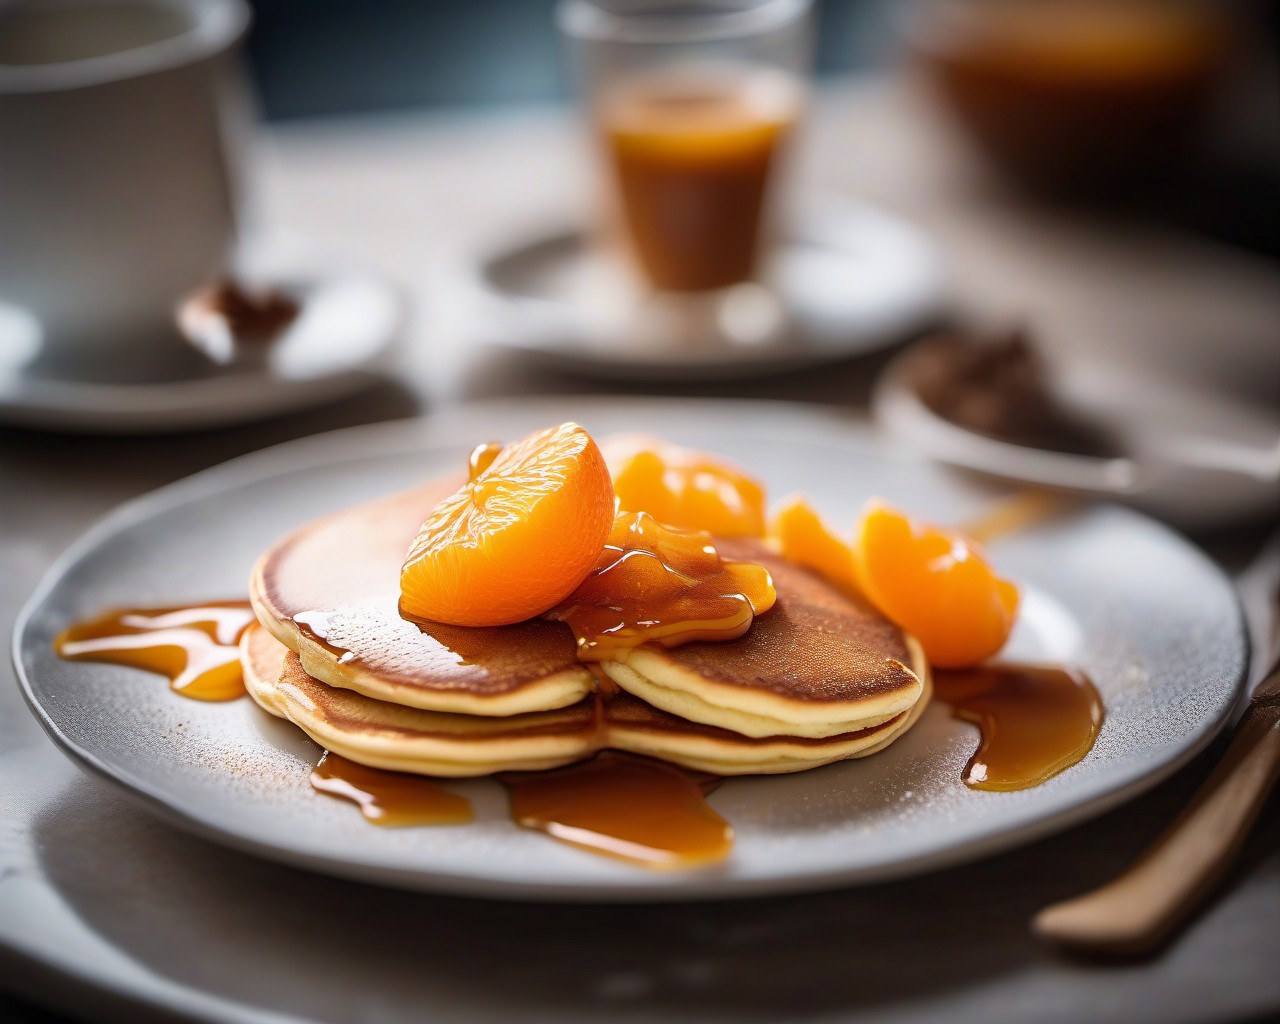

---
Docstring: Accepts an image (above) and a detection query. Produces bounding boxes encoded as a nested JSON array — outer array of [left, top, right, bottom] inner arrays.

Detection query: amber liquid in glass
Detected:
[[598, 69, 799, 292]]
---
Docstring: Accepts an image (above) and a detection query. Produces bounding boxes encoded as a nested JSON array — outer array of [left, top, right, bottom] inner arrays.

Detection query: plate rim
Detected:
[[12, 396, 1251, 902]]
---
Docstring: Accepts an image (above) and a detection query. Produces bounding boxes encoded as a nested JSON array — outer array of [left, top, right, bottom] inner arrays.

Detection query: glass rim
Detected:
[[556, 0, 812, 45]]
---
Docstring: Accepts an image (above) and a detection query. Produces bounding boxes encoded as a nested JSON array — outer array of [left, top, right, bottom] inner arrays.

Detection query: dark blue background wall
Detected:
[[243, 0, 896, 120]]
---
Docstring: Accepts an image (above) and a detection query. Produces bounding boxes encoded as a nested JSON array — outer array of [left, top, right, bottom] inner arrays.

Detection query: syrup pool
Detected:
[[53, 602, 256, 701], [55, 600, 1104, 869], [310, 752, 474, 826], [501, 751, 731, 869], [934, 664, 1103, 791]]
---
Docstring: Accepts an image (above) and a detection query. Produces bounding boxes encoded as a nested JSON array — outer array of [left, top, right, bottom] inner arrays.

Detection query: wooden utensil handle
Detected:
[[1033, 699, 1280, 957]]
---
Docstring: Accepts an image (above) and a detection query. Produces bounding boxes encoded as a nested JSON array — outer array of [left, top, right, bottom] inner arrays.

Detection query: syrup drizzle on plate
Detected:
[[934, 664, 1103, 791], [53, 602, 255, 701], [501, 751, 731, 869], [310, 752, 473, 826], [54, 601, 1105, 868]]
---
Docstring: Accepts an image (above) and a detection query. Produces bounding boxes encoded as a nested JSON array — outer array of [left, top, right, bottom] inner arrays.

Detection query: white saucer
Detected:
[[873, 345, 1280, 531], [0, 236, 407, 434], [458, 197, 946, 379]]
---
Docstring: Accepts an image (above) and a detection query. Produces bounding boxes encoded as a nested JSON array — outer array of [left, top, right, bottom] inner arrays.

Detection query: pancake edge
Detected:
[[249, 558, 594, 717], [614, 659, 933, 775], [242, 625, 601, 777], [603, 633, 927, 739], [242, 625, 935, 779]]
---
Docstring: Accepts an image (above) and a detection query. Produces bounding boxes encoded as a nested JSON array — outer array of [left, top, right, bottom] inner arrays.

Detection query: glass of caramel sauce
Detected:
[[905, 0, 1230, 192], [558, 0, 812, 293]]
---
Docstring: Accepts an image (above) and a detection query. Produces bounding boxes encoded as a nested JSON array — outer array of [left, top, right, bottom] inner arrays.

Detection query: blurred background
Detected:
[[240, 0, 1280, 255], [1, 0, 1276, 533], [3, 3, 1280, 1022], [1, 0, 1276, 551], [244, 0, 895, 116]]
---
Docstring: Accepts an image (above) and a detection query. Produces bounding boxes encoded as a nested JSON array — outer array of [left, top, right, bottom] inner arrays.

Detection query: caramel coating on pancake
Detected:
[[255, 485, 914, 713], [256, 481, 590, 699], [645, 538, 919, 703]]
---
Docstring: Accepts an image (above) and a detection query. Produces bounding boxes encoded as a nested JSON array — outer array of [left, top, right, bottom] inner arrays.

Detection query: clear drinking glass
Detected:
[[558, 0, 813, 294]]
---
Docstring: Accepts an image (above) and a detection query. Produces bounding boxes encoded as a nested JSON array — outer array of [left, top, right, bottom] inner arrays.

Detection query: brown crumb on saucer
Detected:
[[178, 278, 301, 364], [906, 328, 1120, 458]]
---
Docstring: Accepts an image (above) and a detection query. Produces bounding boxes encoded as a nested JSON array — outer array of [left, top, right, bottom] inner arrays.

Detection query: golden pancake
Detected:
[[242, 626, 932, 777], [250, 480, 595, 717], [601, 539, 926, 739], [242, 623, 600, 776], [251, 482, 922, 735], [603, 673, 932, 775]]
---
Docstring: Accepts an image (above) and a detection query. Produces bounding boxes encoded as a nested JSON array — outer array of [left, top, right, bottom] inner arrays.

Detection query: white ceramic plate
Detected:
[[13, 398, 1246, 901], [458, 197, 945, 379], [0, 235, 406, 434]]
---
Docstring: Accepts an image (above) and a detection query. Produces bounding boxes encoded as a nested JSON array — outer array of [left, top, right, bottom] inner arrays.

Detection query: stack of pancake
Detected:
[[242, 479, 931, 777]]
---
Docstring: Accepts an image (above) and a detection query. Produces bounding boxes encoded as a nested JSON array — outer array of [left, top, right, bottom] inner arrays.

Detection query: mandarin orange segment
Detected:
[[549, 510, 776, 661], [399, 422, 615, 627], [605, 436, 766, 538], [767, 496, 862, 600], [852, 500, 1020, 669]]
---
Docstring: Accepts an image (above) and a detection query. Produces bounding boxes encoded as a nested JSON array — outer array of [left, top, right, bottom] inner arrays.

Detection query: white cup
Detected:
[[0, 0, 251, 381]]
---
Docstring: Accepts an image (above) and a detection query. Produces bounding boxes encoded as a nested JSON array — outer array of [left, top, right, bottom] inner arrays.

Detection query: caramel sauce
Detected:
[[959, 490, 1076, 546], [935, 664, 1103, 791], [502, 751, 731, 869], [548, 511, 776, 661], [54, 602, 255, 701], [599, 70, 799, 291], [310, 752, 474, 826], [290, 609, 355, 663], [311, 745, 730, 867], [918, 0, 1228, 190], [587, 664, 621, 697], [56, 603, 1103, 870]]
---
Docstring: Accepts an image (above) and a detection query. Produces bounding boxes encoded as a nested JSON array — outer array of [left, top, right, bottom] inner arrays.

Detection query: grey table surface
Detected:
[[3, 78, 1279, 1024]]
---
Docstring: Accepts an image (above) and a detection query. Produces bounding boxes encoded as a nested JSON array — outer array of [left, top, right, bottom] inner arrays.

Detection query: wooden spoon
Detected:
[[1034, 541, 1280, 958]]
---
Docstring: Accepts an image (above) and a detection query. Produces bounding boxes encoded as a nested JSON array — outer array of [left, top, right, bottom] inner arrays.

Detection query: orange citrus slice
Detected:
[[400, 422, 615, 627], [605, 436, 765, 537], [767, 496, 862, 600], [852, 500, 1020, 668]]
